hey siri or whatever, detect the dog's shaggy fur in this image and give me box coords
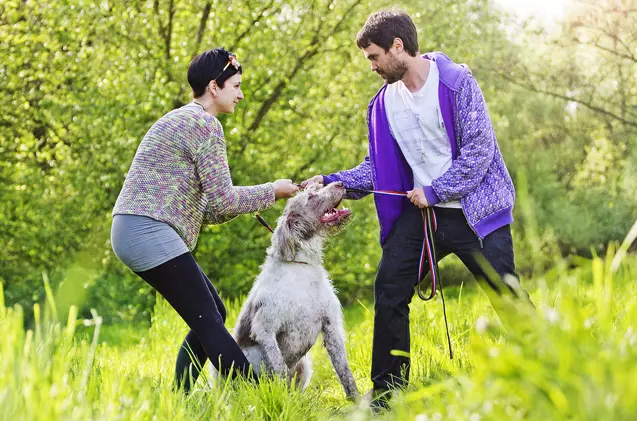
[232,182,359,399]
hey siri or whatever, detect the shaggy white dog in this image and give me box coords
[232,181,359,400]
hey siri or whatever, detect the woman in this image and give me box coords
[111,48,298,392]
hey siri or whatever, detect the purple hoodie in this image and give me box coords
[323,52,515,245]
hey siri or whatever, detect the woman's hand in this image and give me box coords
[273,179,300,199]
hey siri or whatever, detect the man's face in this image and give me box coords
[363,43,407,84]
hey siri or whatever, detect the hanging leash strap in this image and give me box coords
[420,207,453,359]
[254,212,274,233]
[345,187,453,359]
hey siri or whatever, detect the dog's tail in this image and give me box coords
[291,355,313,390]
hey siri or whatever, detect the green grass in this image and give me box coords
[2,248,637,420]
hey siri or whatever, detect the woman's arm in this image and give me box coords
[196,134,275,218]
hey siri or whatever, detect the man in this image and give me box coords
[303,9,532,409]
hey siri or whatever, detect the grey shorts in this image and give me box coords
[111,214,189,272]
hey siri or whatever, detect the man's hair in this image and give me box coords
[187,47,242,97]
[356,9,419,57]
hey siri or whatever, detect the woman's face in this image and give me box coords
[214,73,244,114]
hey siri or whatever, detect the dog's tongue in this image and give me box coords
[320,207,351,223]
[337,208,352,218]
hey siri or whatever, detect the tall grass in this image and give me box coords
[2,246,637,420]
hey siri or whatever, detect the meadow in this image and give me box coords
[3,230,637,420]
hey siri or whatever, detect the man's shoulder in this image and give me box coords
[423,51,471,91]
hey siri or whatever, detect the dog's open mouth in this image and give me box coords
[320,207,352,224]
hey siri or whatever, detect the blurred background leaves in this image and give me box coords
[1,0,635,323]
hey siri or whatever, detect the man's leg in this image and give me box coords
[435,209,533,308]
[371,206,431,393]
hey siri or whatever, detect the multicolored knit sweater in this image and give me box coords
[112,103,275,250]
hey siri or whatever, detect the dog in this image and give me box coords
[231,181,359,400]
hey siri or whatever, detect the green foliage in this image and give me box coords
[0,0,515,316]
[484,0,637,256]
[1,0,636,320]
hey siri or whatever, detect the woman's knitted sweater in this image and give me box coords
[112,103,275,250]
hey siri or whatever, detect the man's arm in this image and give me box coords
[322,155,373,200]
[423,75,496,205]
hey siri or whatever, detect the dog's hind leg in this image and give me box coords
[290,355,313,390]
[322,315,359,400]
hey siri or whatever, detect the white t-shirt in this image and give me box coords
[384,59,461,208]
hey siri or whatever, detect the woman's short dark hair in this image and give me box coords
[187,47,242,97]
[356,9,419,57]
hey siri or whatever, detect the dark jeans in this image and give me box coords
[135,252,253,392]
[371,206,530,392]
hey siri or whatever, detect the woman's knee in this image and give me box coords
[186,310,226,336]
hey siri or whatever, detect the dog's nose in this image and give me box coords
[333,181,344,188]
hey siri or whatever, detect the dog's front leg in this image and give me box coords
[322,315,359,400]
[255,333,288,376]
[252,315,288,376]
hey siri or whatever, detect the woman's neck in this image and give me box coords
[192,95,219,116]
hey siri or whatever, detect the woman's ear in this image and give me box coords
[208,81,218,96]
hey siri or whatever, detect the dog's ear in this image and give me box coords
[274,211,314,260]
[274,212,297,261]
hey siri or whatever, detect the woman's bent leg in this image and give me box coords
[136,252,252,391]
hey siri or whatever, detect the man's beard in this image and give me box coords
[379,61,408,84]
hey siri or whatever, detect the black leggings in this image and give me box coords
[136,252,252,391]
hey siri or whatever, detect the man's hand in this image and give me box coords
[273,179,300,199]
[301,175,324,188]
[407,187,429,209]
